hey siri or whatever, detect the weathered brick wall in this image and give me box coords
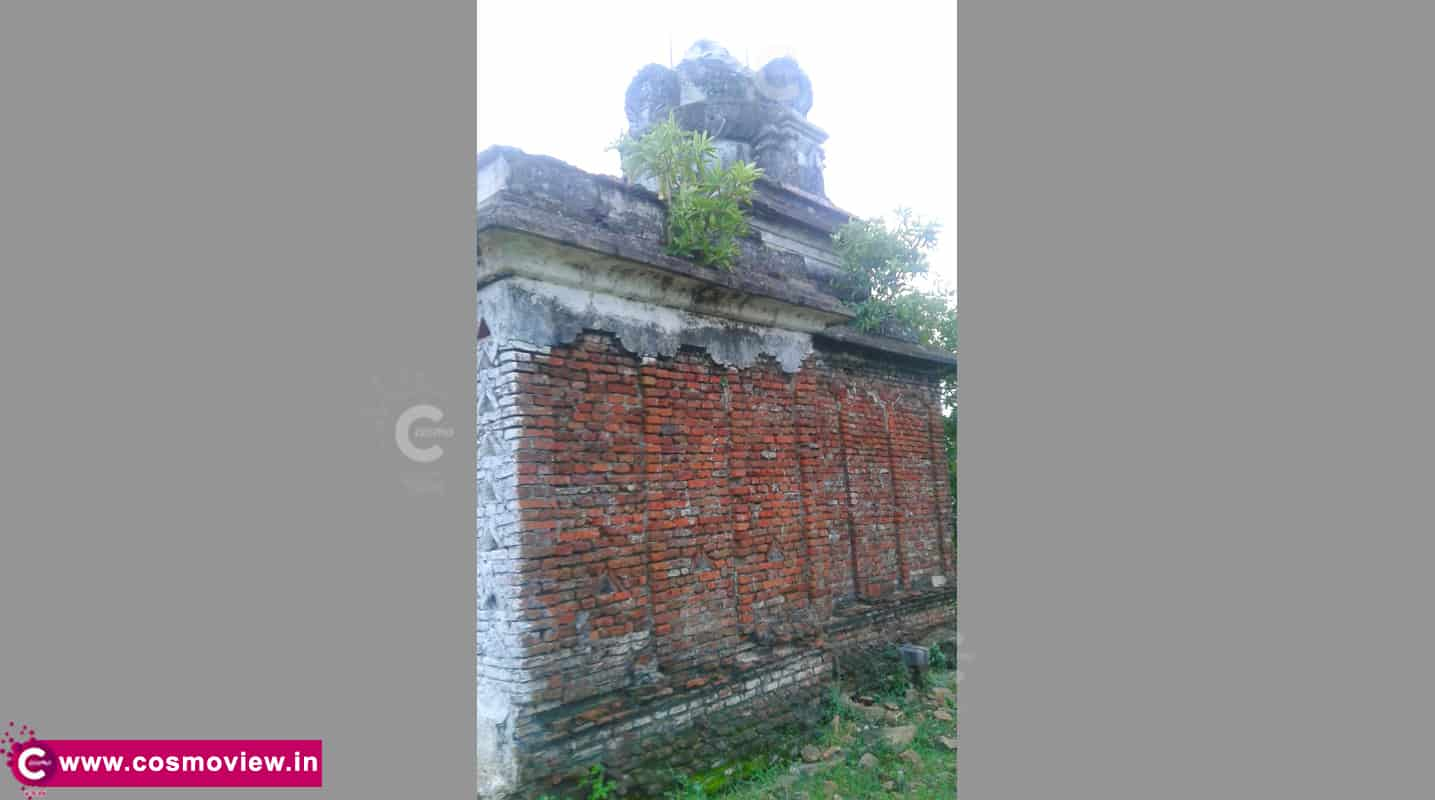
[478,329,955,796]
[728,354,817,645]
[804,351,957,604]
[643,347,741,682]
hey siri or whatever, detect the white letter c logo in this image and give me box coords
[18,746,48,781]
[396,404,444,463]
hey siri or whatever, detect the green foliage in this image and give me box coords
[666,747,781,798]
[832,208,942,335]
[666,773,727,799]
[578,763,617,800]
[664,771,716,799]
[674,675,958,800]
[610,114,763,270]
[824,684,848,719]
[929,643,949,672]
[838,644,914,699]
[834,209,958,541]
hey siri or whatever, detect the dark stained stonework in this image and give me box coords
[477,146,850,326]
[624,63,681,136]
[476,145,954,368]
[757,57,814,115]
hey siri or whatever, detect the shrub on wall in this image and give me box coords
[610,114,763,270]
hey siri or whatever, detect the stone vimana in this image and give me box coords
[476,40,956,799]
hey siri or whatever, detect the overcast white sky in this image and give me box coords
[476,1,956,293]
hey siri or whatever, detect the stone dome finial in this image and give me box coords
[683,39,744,70]
[755,57,813,115]
[621,41,830,198]
[624,63,681,135]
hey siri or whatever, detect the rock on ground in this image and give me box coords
[882,725,918,747]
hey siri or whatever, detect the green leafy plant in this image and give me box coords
[579,763,617,800]
[664,771,713,800]
[832,208,946,336]
[610,114,763,270]
[929,643,949,672]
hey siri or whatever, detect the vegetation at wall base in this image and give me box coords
[533,662,957,799]
[610,115,763,271]
[662,670,957,799]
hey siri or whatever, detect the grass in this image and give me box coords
[665,669,957,800]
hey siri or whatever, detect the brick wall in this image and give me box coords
[482,330,955,796]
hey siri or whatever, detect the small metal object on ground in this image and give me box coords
[899,644,930,668]
[899,643,931,686]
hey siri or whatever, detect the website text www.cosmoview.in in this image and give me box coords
[7,739,322,789]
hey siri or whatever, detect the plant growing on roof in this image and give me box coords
[609,113,763,270]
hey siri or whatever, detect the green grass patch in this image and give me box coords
[663,670,957,800]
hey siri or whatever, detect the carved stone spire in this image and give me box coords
[624,41,829,198]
